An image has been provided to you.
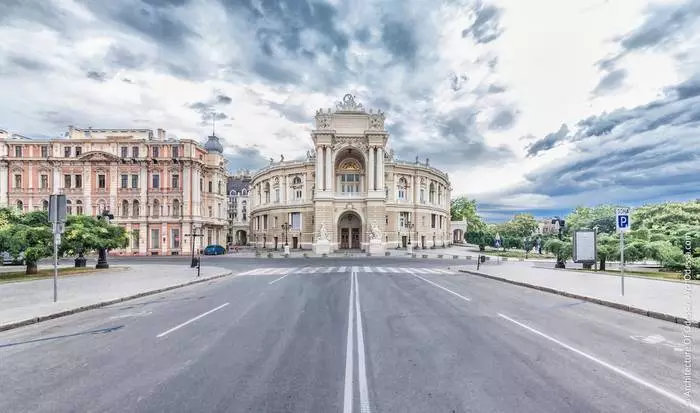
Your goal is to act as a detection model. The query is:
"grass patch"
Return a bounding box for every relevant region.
[572,267,699,283]
[482,248,557,259]
[0,266,123,284]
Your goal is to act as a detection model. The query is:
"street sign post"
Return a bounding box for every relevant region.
[615,207,631,296]
[49,194,67,302]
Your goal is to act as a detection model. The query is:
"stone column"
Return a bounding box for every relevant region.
[413,175,418,203]
[325,146,332,192]
[0,162,8,206]
[377,147,384,191]
[316,145,323,191]
[368,146,375,191]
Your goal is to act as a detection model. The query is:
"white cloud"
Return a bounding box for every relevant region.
[0,0,698,220]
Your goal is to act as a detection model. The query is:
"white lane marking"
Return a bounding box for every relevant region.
[156,303,230,338]
[338,266,347,272]
[434,268,454,274]
[354,272,372,413]
[412,274,471,302]
[498,313,700,412]
[258,268,279,275]
[352,266,359,273]
[377,267,388,273]
[421,268,440,274]
[363,266,371,273]
[343,271,355,413]
[400,268,414,274]
[269,268,288,275]
[237,269,256,276]
[326,267,336,273]
[269,272,292,285]
[388,267,401,273]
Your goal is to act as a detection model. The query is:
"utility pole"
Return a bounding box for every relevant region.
[185,225,203,268]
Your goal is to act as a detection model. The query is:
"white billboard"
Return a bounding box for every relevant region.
[572,230,596,263]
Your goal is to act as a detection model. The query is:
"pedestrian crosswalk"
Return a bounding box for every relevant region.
[237,266,457,276]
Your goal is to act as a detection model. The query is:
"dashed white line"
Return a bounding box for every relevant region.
[412,274,471,302]
[268,273,292,285]
[377,267,388,273]
[497,313,700,412]
[156,303,230,338]
[354,272,372,413]
[343,271,355,413]
[338,266,347,272]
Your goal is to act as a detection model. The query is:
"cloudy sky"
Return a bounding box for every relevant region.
[1,0,699,221]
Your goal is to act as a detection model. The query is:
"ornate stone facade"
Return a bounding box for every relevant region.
[0,127,228,255]
[249,94,452,252]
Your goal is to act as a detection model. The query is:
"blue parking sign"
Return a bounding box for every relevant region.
[615,208,630,232]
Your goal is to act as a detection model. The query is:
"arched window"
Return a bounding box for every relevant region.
[16,200,23,211]
[242,200,247,221]
[438,186,442,204]
[292,176,302,185]
[122,200,129,217]
[337,159,362,194]
[152,199,160,217]
[264,182,270,203]
[397,178,407,200]
[173,199,180,217]
[66,200,72,215]
[76,200,83,215]
[429,182,436,203]
[208,181,213,193]
[242,188,248,196]
[133,200,140,217]
[42,199,49,211]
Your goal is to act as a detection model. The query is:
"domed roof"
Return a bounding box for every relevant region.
[204,134,223,153]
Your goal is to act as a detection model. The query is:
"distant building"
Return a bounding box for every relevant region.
[0,126,228,255]
[248,94,452,251]
[535,218,560,235]
[227,170,252,246]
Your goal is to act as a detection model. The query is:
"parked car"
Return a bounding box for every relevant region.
[2,251,25,266]
[203,244,226,256]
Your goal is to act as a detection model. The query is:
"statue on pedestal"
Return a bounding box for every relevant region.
[319,224,329,241]
[370,222,382,241]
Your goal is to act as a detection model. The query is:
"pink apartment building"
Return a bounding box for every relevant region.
[0,127,228,255]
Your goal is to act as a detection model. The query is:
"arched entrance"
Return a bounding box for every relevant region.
[338,211,362,250]
[453,229,464,243]
[236,230,248,245]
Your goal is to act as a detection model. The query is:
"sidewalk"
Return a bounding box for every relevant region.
[0,264,231,331]
[457,262,700,326]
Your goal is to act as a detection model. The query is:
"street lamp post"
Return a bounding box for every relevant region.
[281,222,290,254]
[185,225,203,268]
[96,209,114,269]
[552,216,566,268]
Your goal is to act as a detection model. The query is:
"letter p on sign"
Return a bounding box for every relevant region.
[616,208,630,233]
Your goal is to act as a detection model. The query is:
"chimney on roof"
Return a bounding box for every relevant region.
[157,128,166,141]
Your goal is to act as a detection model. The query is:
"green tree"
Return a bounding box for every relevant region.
[450,197,485,231]
[565,205,618,235]
[596,233,619,271]
[508,213,539,238]
[0,210,53,275]
[61,215,129,268]
[544,238,572,263]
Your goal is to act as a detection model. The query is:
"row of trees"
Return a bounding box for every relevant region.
[0,208,128,275]
[450,198,700,276]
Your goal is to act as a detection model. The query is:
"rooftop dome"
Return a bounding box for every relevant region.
[204,134,223,153]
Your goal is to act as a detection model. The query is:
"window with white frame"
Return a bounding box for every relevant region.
[291,212,301,230]
[397,178,407,200]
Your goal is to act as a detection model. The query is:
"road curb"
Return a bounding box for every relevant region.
[458,269,700,328]
[0,270,233,333]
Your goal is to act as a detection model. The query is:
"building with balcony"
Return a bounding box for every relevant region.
[249,94,452,252]
[0,126,228,255]
[227,170,252,246]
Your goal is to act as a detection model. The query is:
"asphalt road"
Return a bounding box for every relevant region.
[1,257,697,412]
